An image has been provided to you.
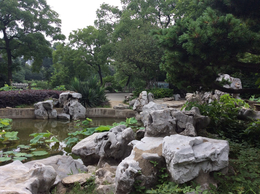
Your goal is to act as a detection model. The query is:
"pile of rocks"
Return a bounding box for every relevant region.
[34,91,86,120]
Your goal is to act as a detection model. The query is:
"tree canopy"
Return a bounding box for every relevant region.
[0,0,65,85]
[155,0,260,93]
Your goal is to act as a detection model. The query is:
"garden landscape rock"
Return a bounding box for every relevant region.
[72,125,135,167]
[133,91,154,112]
[163,135,229,184]
[24,155,88,184]
[115,135,229,194]
[34,100,57,119]
[0,160,56,194]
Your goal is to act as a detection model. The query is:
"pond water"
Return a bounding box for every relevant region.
[0,118,125,165]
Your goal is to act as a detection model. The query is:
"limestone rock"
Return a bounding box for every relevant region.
[115,137,164,194]
[145,109,177,137]
[62,173,92,185]
[24,155,87,185]
[68,99,86,120]
[34,101,49,119]
[72,125,135,167]
[113,104,129,109]
[133,91,149,112]
[148,92,154,102]
[162,134,229,184]
[0,160,56,194]
[57,113,71,120]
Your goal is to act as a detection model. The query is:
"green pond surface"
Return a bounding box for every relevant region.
[0,118,125,165]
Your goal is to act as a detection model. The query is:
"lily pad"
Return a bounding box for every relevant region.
[14,153,27,157]
[31,151,48,156]
[18,145,31,149]
[25,154,33,157]
[13,156,27,161]
[3,151,15,155]
[0,157,12,162]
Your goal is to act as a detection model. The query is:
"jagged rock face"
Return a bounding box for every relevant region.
[24,155,88,185]
[68,99,86,120]
[141,104,210,137]
[115,135,229,193]
[34,100,57,120]
[162,134,229,184]
[115,137,164,194]
[0,160,57,194]
[72,125,135,167]
[145,109,177,137]
[133,91,150,112]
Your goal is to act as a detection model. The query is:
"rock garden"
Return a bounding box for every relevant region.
[1,81,260,194]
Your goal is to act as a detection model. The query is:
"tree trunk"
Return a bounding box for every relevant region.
[97,65,103,85]
[125,75,131,86]
[7,49,12,85]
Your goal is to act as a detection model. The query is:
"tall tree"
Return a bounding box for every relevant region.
[0,0,65,85]
[121,0,175,28]
[69,26,112,85]
[155,0,260,93]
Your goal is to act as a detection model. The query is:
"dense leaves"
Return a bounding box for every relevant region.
[0,90,61,108]
[0,0,65,84]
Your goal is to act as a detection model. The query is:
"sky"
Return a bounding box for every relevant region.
[46,0,122,39]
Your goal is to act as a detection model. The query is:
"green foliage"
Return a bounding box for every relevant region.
[69,77,108,107]
[182,94,259,145]
[0,118,12,130]
[212,142,260,193]
[53,85,66,91]
[133,88,173,99]
[0,84,15,91]
[146,182,207,194]
[249,95,260,102]
[0,0,65,84]
[29,131,60,148]
[154,0,260,93]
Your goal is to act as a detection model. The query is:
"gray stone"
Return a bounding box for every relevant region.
[133,91,149,112]
[34,101,49,119]
[72,125,135,167]
[162,134,229,184]
[113,104,129,109]
[148,92,154,102]
[145,109,177,137]
[129,99,136,107]
[24,155,88,185]
[71,92,82,99]
[57,113,71,120]
[115,137,164,194]
[174,94,181,101]
[62,173,92,185]
[0,160,56,194]
[68,99,86,120]
[59,92,70,106]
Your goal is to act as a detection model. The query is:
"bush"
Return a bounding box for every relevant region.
[182,94,260,146]
[0,90,62,108]
[70,76,108,107]
[133,88,174,99]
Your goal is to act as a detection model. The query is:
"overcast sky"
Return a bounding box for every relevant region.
[46,0,122,39]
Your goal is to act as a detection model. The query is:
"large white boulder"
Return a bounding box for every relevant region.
[162,134,229,184]
[72,125,135,167]
[115,137,164,194]
[0,160,57,194]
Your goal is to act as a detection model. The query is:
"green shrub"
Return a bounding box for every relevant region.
[182,94,259,146]
[103,75,123,92]
[133,88,174,99]
[69,76,108,107]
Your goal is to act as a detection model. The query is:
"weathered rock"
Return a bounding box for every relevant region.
[72,125,135,167]
[136,129,145,140]
[24,155,87,185]
[42,100,54,110]
[238,108,260,121]
[48,109,58,119]
[174,94,181,101]
[0,160,57,194]
[171,107,210,134]
[72,132,101,166]
[140,101,168,126]
[68,99,86,120]
[148,92,154,102]
[96,184,116,194]
[62,173,92,185]
[162,134,229,184]
[145,109,177,137]
[34,101,49,119]
[129,99,137,107]
[133,91,149,112]
[115,137,164,194]
[57,113,71,120]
